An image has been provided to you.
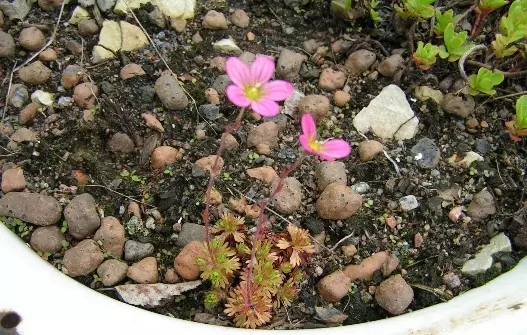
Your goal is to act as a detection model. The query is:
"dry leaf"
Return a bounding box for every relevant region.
[115,280,201,307]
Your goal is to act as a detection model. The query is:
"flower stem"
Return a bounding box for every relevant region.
[244,152,306,307]
[203,108,245,257]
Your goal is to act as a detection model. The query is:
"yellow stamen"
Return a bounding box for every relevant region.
[244,83,263,101]
[308,139,323,151]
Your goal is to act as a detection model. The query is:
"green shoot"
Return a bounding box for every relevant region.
[491,0,527,58]
[439,23,475,61]
[370,0,381,23]
[434,9,462,36]
[394,0,436,20]
[413,41,441,70]
[468,68,505,95]
[515,95,527,129]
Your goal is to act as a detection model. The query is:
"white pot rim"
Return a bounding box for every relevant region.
[1,223,526,334]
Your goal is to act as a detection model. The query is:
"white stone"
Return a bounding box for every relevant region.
[353,85,419,140]
[213,38,242,55]
[462,233,512,276]
[114,0,195,19]
[282,89,304,116]
[153,0,196,19]
[448,151,484,168]
[99,20,122,52]
[91,45,116,63]
[414,86,444,105]
[113,0,150,14]
[69,6,91,25]
[97,0,117,12]
[79,0,96,7]
[399,195,419,212]
[31,90,54,106]
[120,21,149,52]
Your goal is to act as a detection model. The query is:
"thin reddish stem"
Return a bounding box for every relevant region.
[243,153,306,308]
[202,109,245,258]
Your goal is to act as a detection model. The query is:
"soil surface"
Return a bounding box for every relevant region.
[1,0,526,330]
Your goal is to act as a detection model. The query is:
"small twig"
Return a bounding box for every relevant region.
[496,159,505,186]
[458,44,487,81]
[13,1,66,72]
[455,3,478,23]
[487,91,527,102]
[410,283,453,301]
[83,184,156,208]
[2,61,17,122]
[329,232,355,252]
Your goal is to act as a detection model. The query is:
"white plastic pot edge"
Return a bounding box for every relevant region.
[1,223,526,335]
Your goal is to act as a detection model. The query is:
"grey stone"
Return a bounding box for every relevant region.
[30,226,64,253]
[176,223,206,247]
[442,93,475,118]
[9,84,28,108]
[314,306,348,324]
[410,137,440,169]
[199,104,221,120]
[140,86,155,103]
[0,31,15,57]
[467,189,495,220]
[475,138,491,155]
[108,132,135,153]
[353,85,419,140]
[399,195,419,212]
[271,177,302,214]
[124,240,154,261]
[64,193,101,239]
[276,49,307,80]
[79,0,95,7]
[212,75,231,95]
[316,161,346,191]
[462,233,512,276]
[63,239,104,277]
[0,192,62,226]
[155,75,189,110]
[97,259,128,286]
[302,217,325,235]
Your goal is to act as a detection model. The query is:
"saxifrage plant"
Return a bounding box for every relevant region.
[439,23,475,61]
[506,95,527,141]
[195,55,352,328]
[413,41,441,70]
[491,0,527,58]
[394,0,436,20]
[433,9,462,37]
[468,68,505,95]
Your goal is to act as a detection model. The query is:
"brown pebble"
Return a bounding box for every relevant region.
[151,146,179,169]
[164,268,180,283]
[19,27,46,51]
[120,63,146,80]
[73,83,98,109]
[1,167,26,193]
[19,103,39,125]
[141,113,164,132]
[334,90,351,107]
[39,48,58,62]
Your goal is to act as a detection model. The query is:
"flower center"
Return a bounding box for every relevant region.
[308,139,323,151]
[244,83,263,101]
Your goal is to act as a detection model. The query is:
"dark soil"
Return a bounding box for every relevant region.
[1,0,526,330]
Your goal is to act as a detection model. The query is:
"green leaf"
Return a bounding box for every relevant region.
[515,95,527,129]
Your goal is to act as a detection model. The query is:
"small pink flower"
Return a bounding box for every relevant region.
[225,55,293,117]
[299,114,351,161]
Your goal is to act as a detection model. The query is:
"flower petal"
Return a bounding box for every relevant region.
[319,139,351,161]
[226,57,251,88]
[263,80,294,101]
[250,55,275,84]
[299,134,316,154]
[301,113,317,141]
[226,85,251,107]
[251,98,279,116]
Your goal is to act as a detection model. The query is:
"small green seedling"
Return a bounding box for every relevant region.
[121,169,146,184]
[163,166,174,176]
[468,68,504,95]
[394,0,436,20]
[370,0,381,23]
[434,9,462,36]
[505,95,527,140]
[413,41,441,70]
[491,0,527,57]
[514,95,527,130]
[439,23,475,61]
[331,0,364,20]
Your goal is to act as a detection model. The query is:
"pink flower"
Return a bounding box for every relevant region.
[299,113,351,161]
[225,55,294,117]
